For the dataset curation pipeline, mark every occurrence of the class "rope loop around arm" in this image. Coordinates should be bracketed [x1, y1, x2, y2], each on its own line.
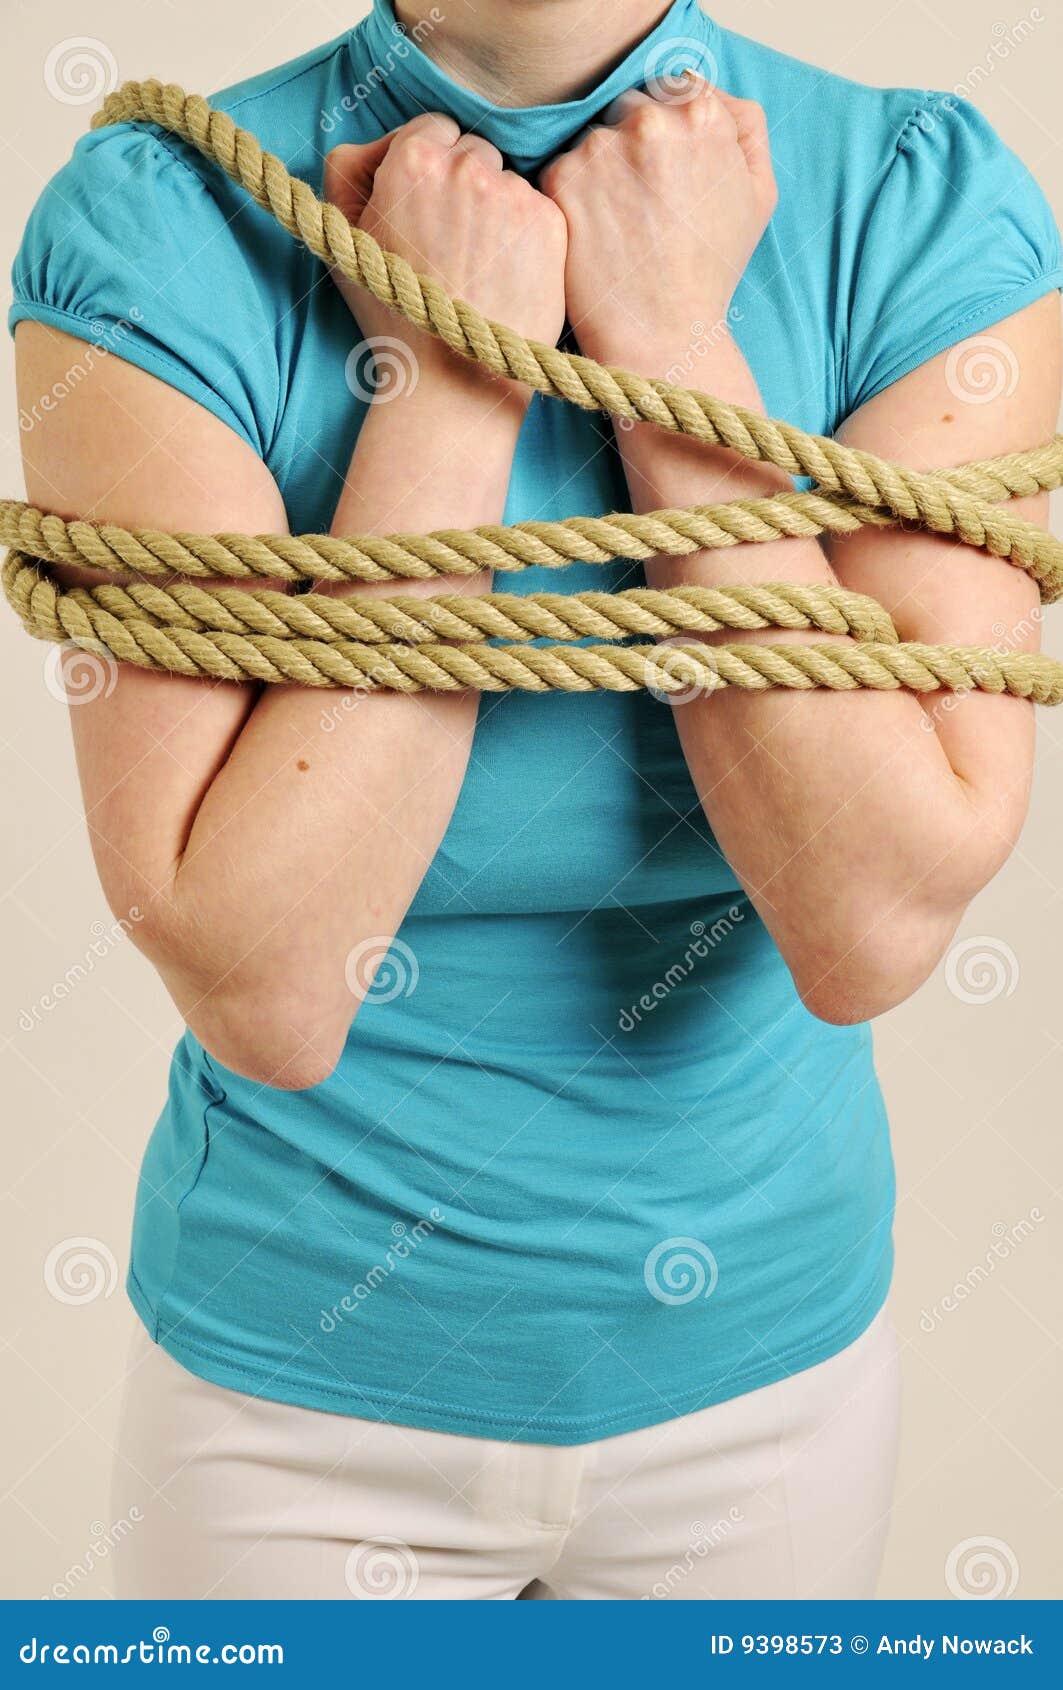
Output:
[3, 79, 1062, 699]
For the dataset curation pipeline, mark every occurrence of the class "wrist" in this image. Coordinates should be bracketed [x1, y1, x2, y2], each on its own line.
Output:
[368, 349, 531, 438]
[358, 357, 530, 465]
[576, 306, 738, 381]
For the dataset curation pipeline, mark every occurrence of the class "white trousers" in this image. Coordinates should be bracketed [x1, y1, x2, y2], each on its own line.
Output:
[111, 1306, 900, 1600]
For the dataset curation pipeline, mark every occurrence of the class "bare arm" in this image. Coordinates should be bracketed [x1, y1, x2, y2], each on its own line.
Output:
[607, 301, 1058, 1022]
[543, 83, 1061, 1022]
[16, 115, 567, 1086]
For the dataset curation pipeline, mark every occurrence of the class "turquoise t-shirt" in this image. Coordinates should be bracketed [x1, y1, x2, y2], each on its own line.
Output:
[11, 0, 1061, 1442]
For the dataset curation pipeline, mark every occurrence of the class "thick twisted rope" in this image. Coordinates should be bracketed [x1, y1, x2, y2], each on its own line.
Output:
[4, 79, 1063, 699]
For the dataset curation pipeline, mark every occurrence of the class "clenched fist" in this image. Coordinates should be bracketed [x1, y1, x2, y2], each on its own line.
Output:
[325, 113, 568, 388]
[540, 77, 776, 368]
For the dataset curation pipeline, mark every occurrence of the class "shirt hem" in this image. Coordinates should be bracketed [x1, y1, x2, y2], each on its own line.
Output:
[126, 1255, 893, 1446]
[8, 299, 257, 451]
[845, 266, 1063, 416]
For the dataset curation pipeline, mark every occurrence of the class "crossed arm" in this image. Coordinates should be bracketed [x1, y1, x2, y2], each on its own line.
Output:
[606, 296, 1060, 1023]
[15, 91, 1061, 1086]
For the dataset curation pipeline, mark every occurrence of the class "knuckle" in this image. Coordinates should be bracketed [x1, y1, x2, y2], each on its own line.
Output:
[454, 150, 490, 186]
[414, 111, 459, 145]
[323, 142, 352, 172]
[629, 102, 665, 139]
[322, 143, 359, 194]
[397, 134, 437, 175]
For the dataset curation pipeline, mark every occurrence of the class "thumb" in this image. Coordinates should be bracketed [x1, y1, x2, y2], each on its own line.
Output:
[323, 133, 393, 223]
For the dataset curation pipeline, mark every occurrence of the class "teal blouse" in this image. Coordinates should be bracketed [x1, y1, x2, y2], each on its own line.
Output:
[11, 0, 1061, 1441]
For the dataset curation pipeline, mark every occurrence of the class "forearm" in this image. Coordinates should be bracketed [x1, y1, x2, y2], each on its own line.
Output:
[162, 371, 524, 1082]
[609, 328, 984, 1020]
[26, 115, 567, 1086]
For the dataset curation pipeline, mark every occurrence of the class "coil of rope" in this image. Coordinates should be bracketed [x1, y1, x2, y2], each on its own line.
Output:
[4, 78, 1063, 698]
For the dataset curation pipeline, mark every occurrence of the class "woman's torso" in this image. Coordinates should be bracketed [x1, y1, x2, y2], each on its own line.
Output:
[54, 0, 1059, 1437]
[120, 2, 898, 1442]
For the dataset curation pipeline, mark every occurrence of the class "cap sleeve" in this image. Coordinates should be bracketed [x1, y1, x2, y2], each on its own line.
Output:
[842, 96, 1062, 417]
[9, 124, 282, 457]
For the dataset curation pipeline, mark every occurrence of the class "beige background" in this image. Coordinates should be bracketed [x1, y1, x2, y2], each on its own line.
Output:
[1, 0, 1061, 1601]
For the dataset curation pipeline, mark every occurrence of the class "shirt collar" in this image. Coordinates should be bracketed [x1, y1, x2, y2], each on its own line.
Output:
[351, 0, 718, 173]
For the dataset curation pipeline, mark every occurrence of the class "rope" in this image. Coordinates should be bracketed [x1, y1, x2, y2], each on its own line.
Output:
[4, 77, 1062, 699]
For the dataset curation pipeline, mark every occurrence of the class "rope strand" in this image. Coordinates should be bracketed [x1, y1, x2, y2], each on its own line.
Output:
[3, 79, 1062, 699]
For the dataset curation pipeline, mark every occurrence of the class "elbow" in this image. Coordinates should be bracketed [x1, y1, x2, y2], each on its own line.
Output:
[793, 909, 960, 1027]
[788, 790, 1024, 1026]
[185, 993, 348, 1091]
[134, 920, 350, 1090]
[104, 882, 355, 1089]
[232, 1047, 341, 1092]
[798, 974, 902, 1027]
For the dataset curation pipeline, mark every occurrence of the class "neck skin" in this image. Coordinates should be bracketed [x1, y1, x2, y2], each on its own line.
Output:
[394, 0, 675, 107]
